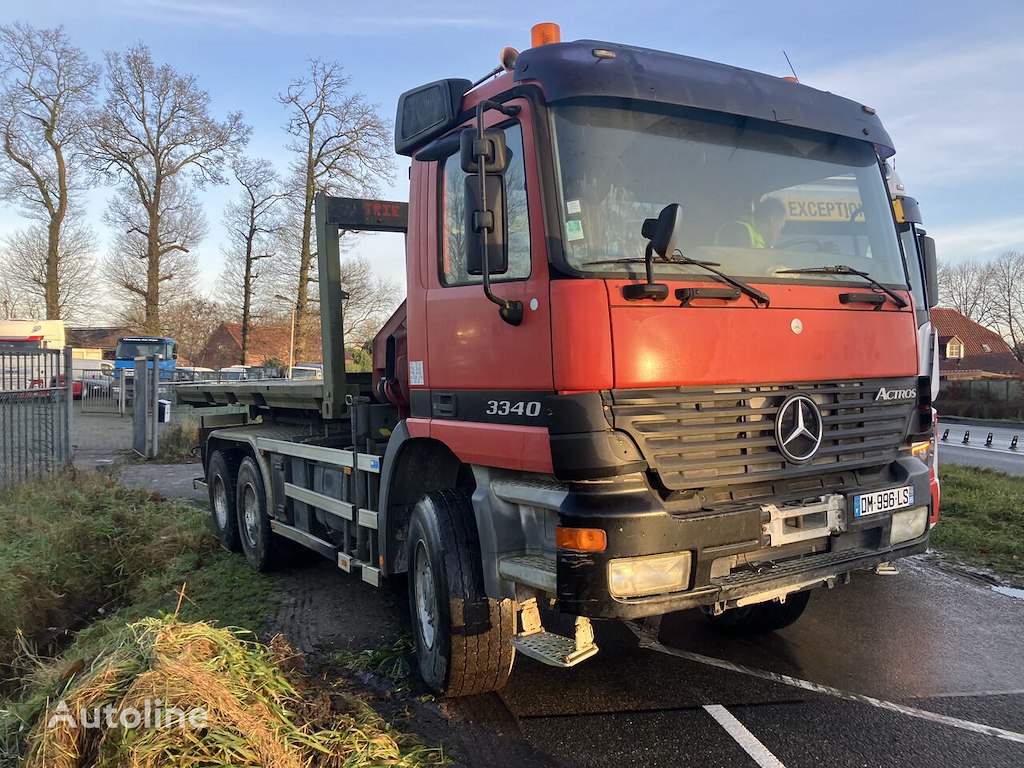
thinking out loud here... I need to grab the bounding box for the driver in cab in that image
[717,197,786,249]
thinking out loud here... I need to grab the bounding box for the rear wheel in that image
[407,488,515,697]
[207,451,241,551]
[705,589,811,633]
[236,456,280,572]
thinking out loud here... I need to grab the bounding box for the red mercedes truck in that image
[180,26,940,696]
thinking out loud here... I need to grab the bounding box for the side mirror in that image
[460,128,508,174]
[465,174,508,275]
[641,203,684,260]
[920,234,938,308]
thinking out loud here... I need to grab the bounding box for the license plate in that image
[852,486,914,517]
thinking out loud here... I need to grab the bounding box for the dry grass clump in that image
[22,617,445,768]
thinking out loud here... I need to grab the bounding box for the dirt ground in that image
[118,461,552,768]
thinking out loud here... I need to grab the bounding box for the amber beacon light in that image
[531,22,561,47]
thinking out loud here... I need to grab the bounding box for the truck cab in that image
[113,336,178,381]
[185,29,938,698]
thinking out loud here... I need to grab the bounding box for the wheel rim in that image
[413,541,437,651]
[242,483,260,548]
[213,477,229,530]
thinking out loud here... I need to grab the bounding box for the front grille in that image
[606,379,916,497]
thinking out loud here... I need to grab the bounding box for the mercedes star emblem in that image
[775,394,823,463]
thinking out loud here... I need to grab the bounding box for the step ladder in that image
[511,598,599,668]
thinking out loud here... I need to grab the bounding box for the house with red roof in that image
[931,308,1024,380]
[195,322,323,370]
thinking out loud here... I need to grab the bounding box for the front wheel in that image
[705,589,811,633]
[407,488,515,697]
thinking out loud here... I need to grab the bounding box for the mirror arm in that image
[474,100,523,326]
[622,243,670,301]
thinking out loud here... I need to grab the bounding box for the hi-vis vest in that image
[716,220,766,248]
[736,220,766,248]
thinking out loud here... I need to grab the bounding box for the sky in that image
[2,0,1023,323]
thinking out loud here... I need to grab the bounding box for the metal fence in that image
[80,366,122,414]
[939,379,1023,402]
[0,349,71,485]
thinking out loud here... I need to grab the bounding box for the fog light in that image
[890,505,928,546]
[608,552,692,598]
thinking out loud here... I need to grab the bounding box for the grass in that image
[931,463,1024,582]
[0,472,209,669]
[0,472,278,764]
[0,472,445,767]
[333,636,414,691]
[155,418,201,463]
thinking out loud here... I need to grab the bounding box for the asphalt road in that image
[937,419,1024,476]
[491,557,1024,768]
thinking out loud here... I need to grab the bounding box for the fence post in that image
[149,355,160,459]
[64,346,73,466]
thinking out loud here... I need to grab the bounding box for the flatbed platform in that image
[175,380,325,412]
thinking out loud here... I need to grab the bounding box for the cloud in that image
[930,215,1024,263]
[119,0,503,36]
[804,39,1024,189]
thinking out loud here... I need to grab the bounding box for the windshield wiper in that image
[590,255,771,307]
[775,265,907,309]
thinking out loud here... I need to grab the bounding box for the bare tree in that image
[278,58,393,360]
[0,270,25,319]
[987,251,1024,361]
[2,215,98,321]
[103,176,205,323]
[162,290,228,363]
[937,258,997,328]
[338,255,400,344]
[218,156,287,363]
[0,23,100,319]
[87,42,249,332]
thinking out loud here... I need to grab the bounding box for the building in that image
[65,326,133,358]
[931,308,1024,380]
[195,322,326,370]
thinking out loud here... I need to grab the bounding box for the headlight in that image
[890,505,928,545]
[608,552,692,598]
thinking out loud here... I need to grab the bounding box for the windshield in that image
[551,101,905,285]
[0,340,42,352]
[115,340,172,359]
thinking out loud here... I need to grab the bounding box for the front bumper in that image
[555,457,931,620]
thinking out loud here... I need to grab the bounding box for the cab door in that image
[418,100,554,471]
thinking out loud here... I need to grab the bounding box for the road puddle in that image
[992,585,1024,601]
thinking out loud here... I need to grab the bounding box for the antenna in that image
[782,50,799,81]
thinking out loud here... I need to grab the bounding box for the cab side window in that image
[440,123,531,286]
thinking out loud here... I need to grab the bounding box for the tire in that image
[207,451,241,551]
[407,488,515,697]
[705,589,811,633]
[235,456,280,572]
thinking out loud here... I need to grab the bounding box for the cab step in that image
[510,598,598,668]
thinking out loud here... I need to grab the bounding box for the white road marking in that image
[630,626,1024,746]
[704,704,787,768]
